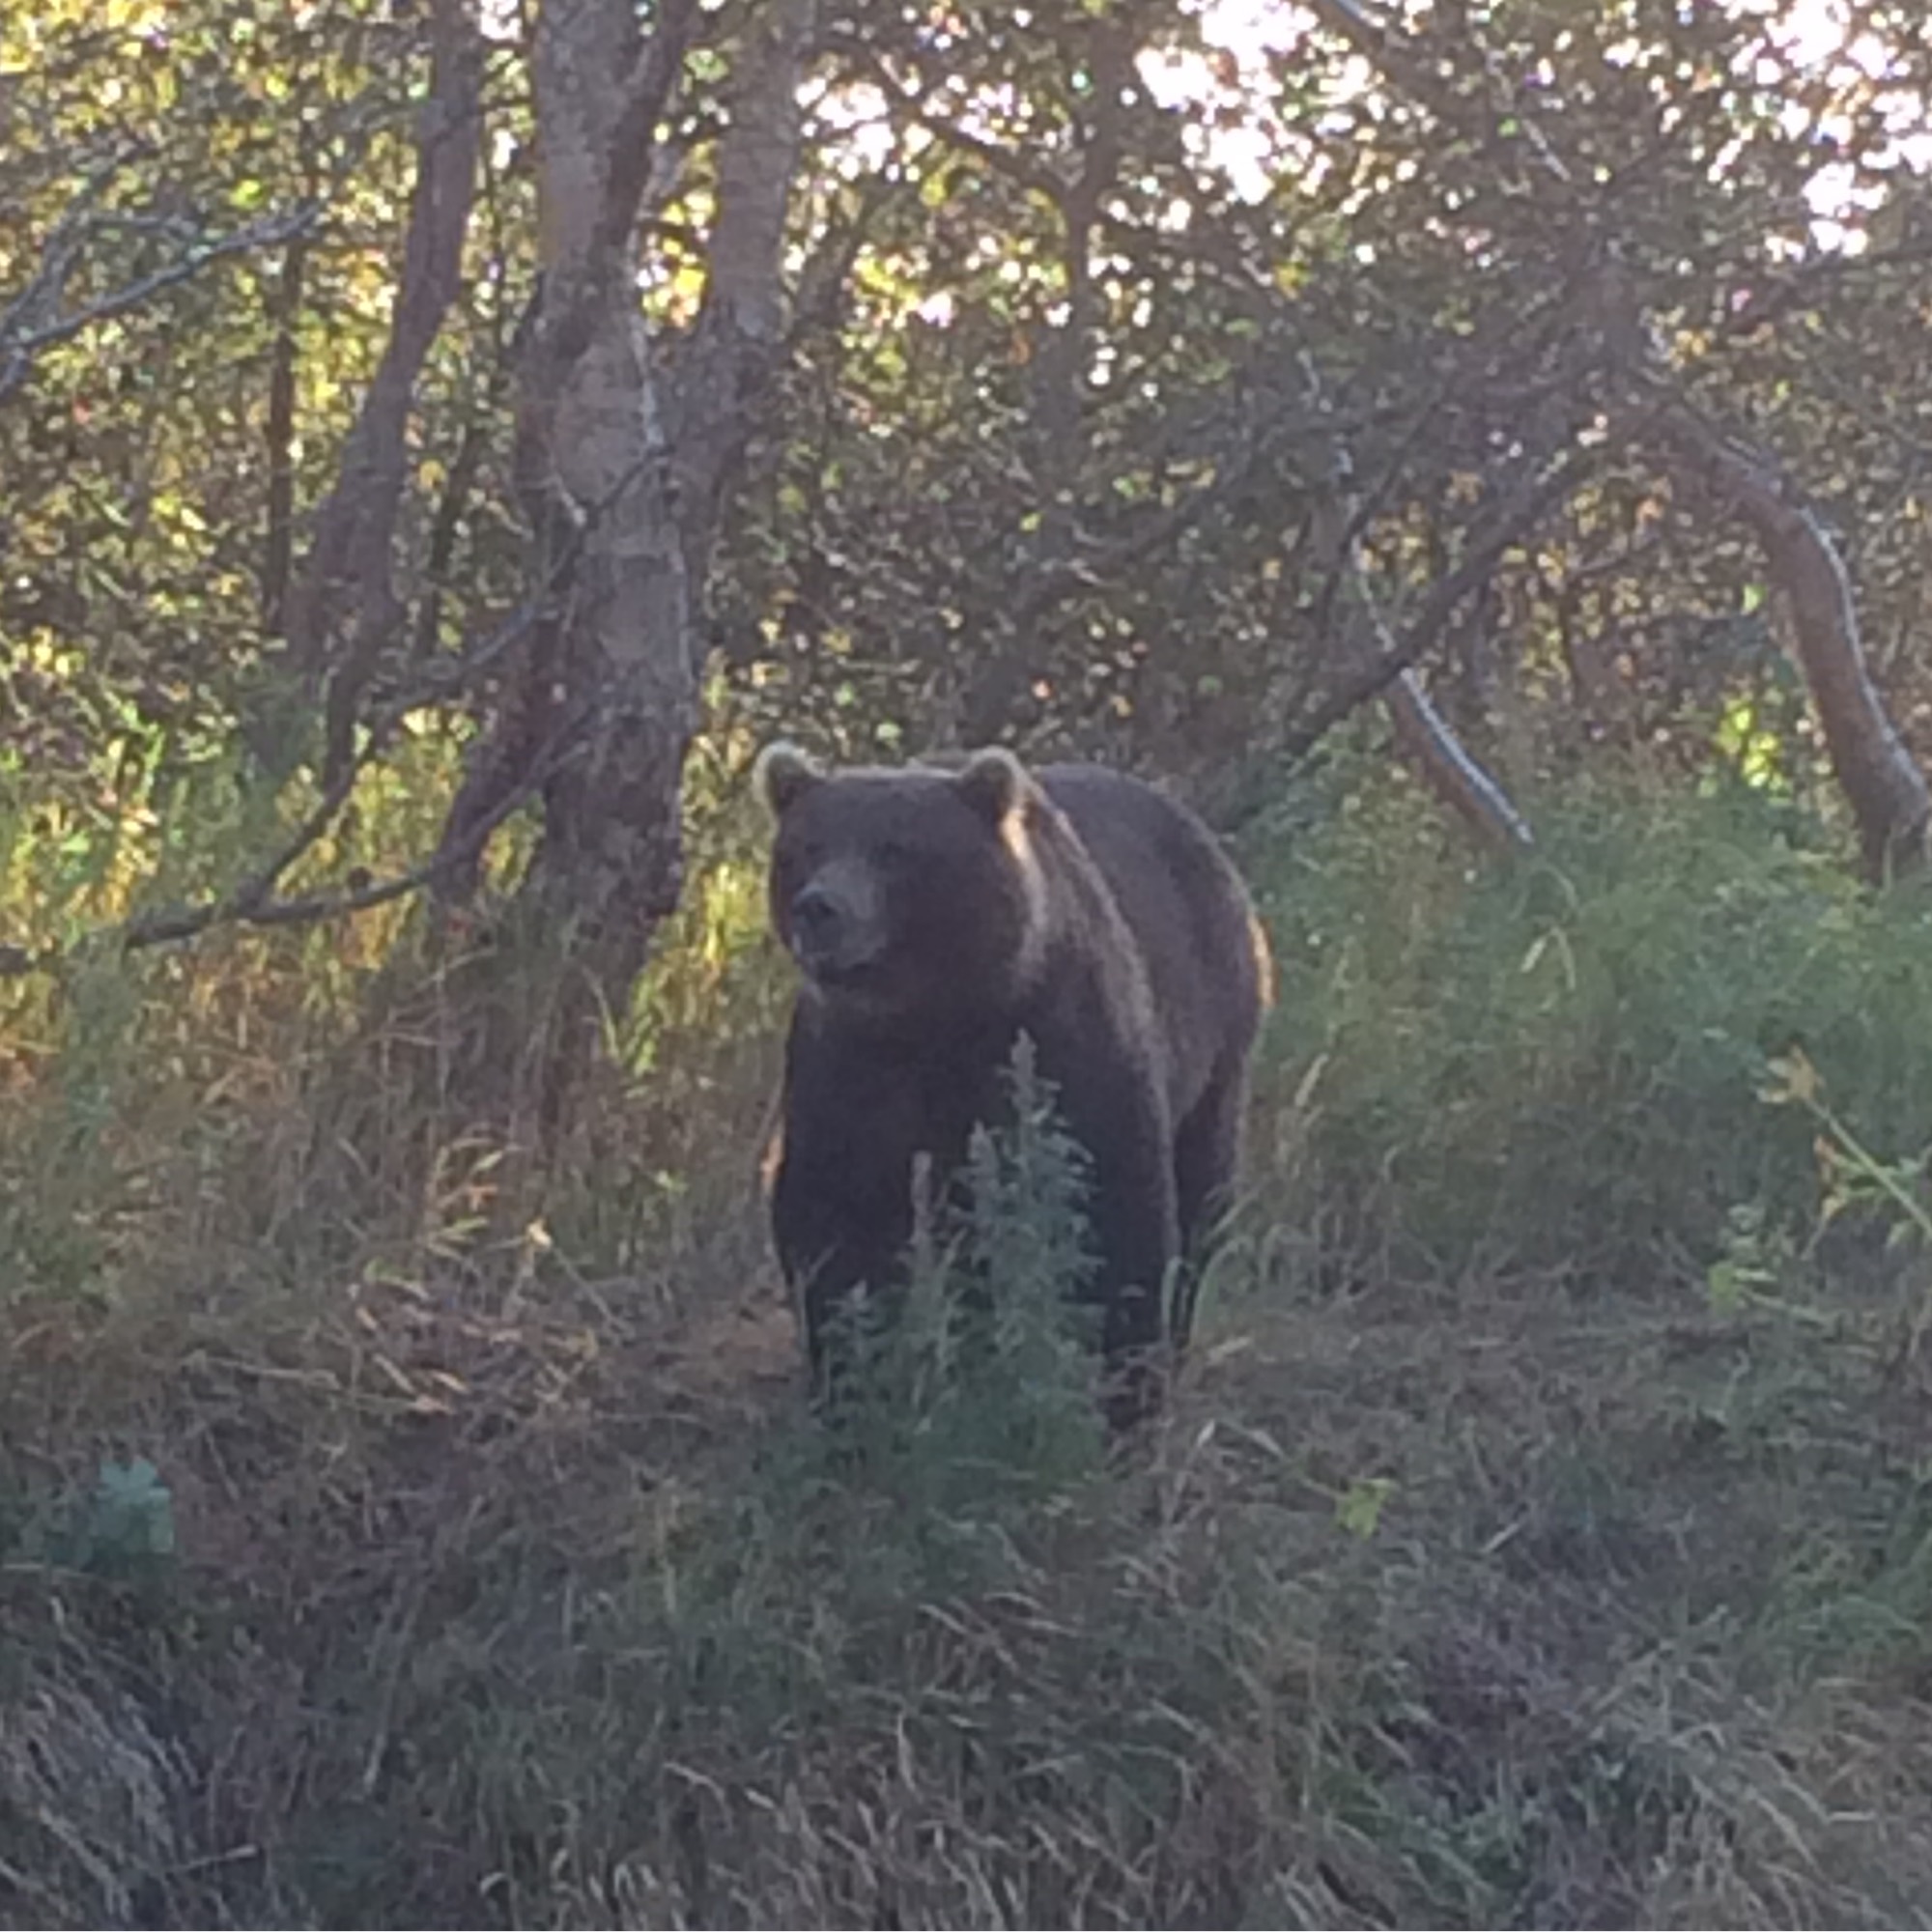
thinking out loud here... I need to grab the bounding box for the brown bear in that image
[754,741,1273,1428]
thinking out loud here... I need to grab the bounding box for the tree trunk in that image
[272,0,485,786]
[1654,404,1930,880]
[666,0,818,599]
[430,0,815,1148]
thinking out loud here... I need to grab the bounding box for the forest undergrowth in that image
[7,762,1932,1929]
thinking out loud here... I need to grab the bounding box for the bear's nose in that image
[790,882,841,947]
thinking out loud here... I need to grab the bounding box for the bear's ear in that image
[953,746,1030,826]
[754,741,823,817]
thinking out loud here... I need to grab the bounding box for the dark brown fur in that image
[755,743,1272,1427]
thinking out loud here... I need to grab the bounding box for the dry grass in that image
[11,1175,1932,1928]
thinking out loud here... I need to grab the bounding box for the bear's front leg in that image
[1034,1040,1181,1430]
[771,1139,915,1385]
[768,1011,927,1391]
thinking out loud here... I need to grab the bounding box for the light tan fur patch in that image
[1249,909,1278,1009]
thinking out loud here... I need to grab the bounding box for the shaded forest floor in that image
[9,776,1932,1928]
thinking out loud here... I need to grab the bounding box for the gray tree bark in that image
[431,0,818,1139]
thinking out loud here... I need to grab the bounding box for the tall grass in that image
[1247,769,1932,1287]
[9,761,1932,1927]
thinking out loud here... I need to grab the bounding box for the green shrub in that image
[1245,775,1932,1283]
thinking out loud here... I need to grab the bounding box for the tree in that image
[1297,0,1932,875]
[270,0,487,793]
[10,0,1932,1065]
[420,0,817,1134]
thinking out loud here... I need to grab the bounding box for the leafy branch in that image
[0,438,659,982]
[0,704,582,981]
[0,179,323,402]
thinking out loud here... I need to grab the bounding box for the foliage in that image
[1,1455,178,1582]
[13,0,1932,975]
[0,0,437,760]
[14,0,1932,1926]
[801,1037,1108,1494]
[9,770,1932,1927]
[1250,764,1932,1282]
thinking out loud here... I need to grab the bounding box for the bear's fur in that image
[754,741,1273,1427]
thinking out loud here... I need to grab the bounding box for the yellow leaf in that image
[1761,1047,1819,1106]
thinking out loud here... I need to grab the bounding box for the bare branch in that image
[0,142,144,352]
[279,0,488,784]
[1279,442,1608,763]
[1295,352,1536,853]
[0,200,324,403]
[1359,573,1537,854]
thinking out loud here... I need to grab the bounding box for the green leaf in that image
[1336,1477,1395,1540]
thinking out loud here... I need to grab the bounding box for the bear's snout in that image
[790,882,841,946]
[784,860,885,981]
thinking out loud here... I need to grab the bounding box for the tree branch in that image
[668,0,820,594]
[823,35,1069,211]
[526,0,701,388]
[1294,351,1536,853]
[1278,442,1608,762]
[595,0,700,262]
[0,705,586,981]
[0,200,324,404]
[0,437,660,983]
[1649,394,1931,877]
[278,0,488,784]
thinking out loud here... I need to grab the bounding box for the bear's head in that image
[754,743,1049,1022]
